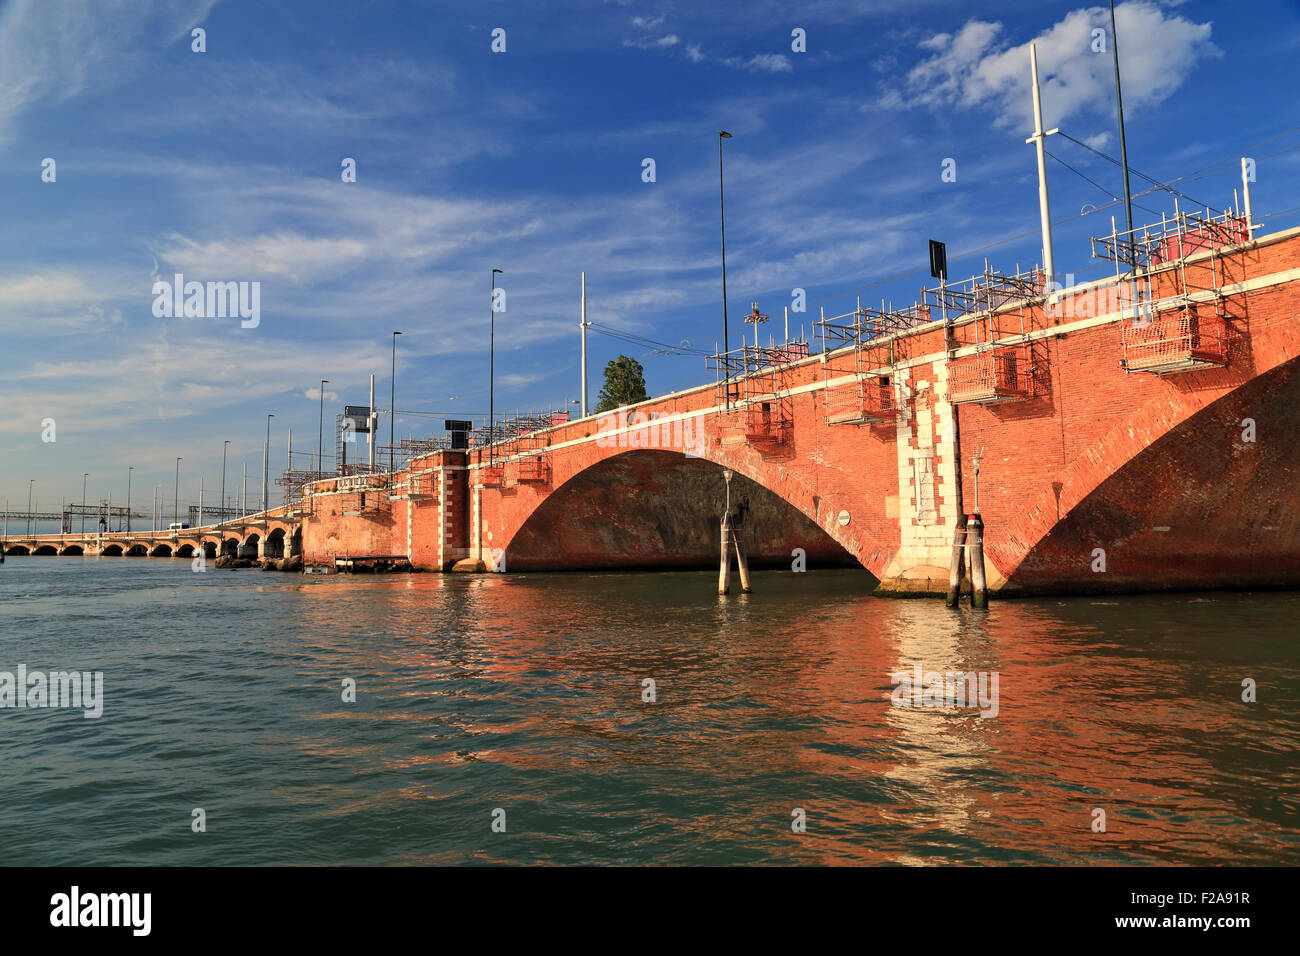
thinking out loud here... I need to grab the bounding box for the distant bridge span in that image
[3,513,301,561]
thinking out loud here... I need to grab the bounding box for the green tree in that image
[594,355,649,412]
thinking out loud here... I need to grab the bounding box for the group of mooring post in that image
[714,465,989,606]
[947,452,989,609]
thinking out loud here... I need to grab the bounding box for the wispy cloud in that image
[900,1,1218,129]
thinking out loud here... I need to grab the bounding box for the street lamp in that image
[126,466,133,533]
[718,131,733,408]
[174,458,182,527]
[220,441,230,527]
[317,380,329,476]
[390,333,402,476]
[262,415,274,515]
[489,268,503,464]
[81,473,88,533]
[27,479,34,536]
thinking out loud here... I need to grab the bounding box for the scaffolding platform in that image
[949,344,1035,405]
[1120,304,1228,374]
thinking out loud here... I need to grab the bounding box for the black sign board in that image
[929,239,947,281]
[445,419,472,450]
[342,405,371,433]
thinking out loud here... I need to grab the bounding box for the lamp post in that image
[317,380,329,476]
[390,334,402,475]
[27,479,34,536]
[174,458,182,527]
[489,268,503,463]
[262,414,274,515]
[81,473,88,533]
[126,466,133,533]
[718,131,733,408]
[220,441,229,527]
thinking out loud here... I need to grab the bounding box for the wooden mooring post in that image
[718,468,751,595]
[968,513,988,609]
[718,512,732,595]
[946,513,967,608]
[945,512,989,609]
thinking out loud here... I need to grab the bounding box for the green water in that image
[0,556,1296,864]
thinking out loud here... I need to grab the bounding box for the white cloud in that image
[685,43,704,63]
[729,53,794,73]
[901,2,1218,130]
[0,0,219,142]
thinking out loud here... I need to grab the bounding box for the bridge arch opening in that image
[150,544,173,557]
[506,449,863,573]
[290,528,302,557]
[175,544,196,558]
[5,545,30,556]
[264,528,286,559]
[102,544,125,556]
[239,534,260,559]
[220,538,239,557]
[59,545,85,556]
[201,541,217,559]
[124,544,147,556]
[33,545,57,556]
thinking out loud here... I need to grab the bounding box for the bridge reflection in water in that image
[1,559,1292,865]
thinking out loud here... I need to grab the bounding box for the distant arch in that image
[150,543,173,557]
[125,544,147,556]
[59,545,84,556]
[264,528,286,559]
[101,544,125,556]
[220,538,239,557]
[33,545,57,556]
[239,533,260,559]
[5,545,31,556]
[175,544,196,558]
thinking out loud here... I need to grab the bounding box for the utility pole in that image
[262,415,274,515]
[580,271,589,418]
[369,373,376,471]
[317,379,329,478]
[718,130,733,408]
[242,463,247,516]
[1108,0,1138,324]
[221,441,229,526]
[126,466,133,532]
[174,458,182,526]
[81,473,88,534]
[391,331,403,475]
[1026,43,1059,293]
[489,269,502,464]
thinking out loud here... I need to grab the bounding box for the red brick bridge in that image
[9,218,1297,595]
[300,218,1300,595]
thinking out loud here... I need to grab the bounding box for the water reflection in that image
[0,557,1295,864]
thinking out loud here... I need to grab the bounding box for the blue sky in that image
[4,0,1300,517]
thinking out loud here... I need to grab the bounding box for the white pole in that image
[242,463,247,516]
[369,373,376,470]
[199,478,204,528]
[1241,157,1255,238]
[784,306,789,346]
[580,271,589,418]
[1027,43,1057,294]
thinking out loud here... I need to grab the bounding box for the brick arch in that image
[501,447,869,574]
[995,351,1300,591]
